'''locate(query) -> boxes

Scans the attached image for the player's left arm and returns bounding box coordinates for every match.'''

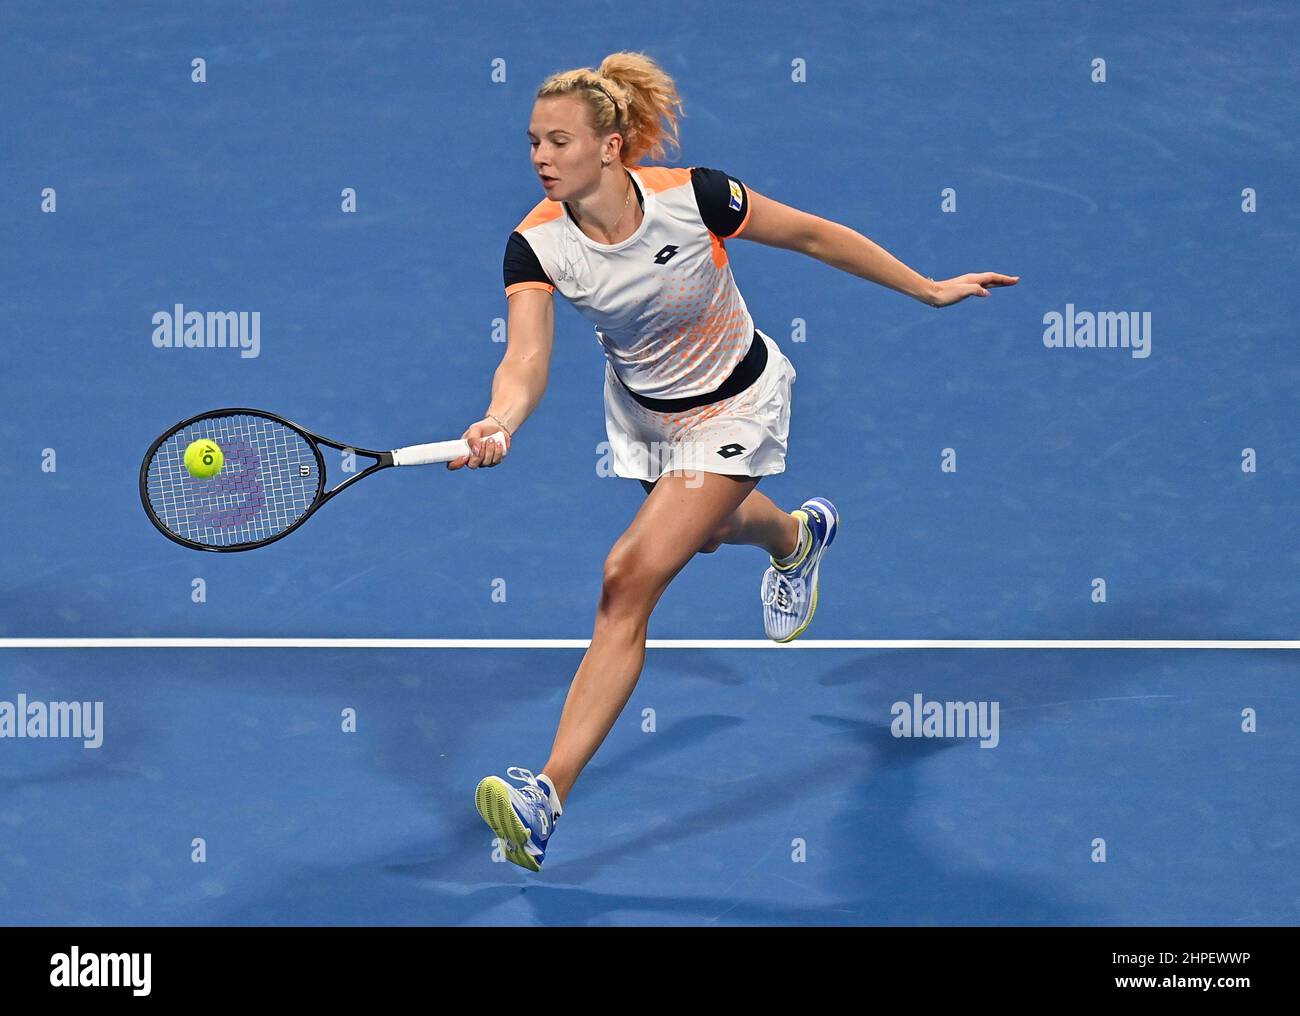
[740,189,1018,308]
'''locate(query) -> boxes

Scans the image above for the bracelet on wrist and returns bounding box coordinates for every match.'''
[486,412,513,437]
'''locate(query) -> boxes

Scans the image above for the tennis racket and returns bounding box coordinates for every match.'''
[140,407,506,552]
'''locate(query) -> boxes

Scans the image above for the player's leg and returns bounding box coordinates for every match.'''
[539,470,760,803]
[642,478,841,645]
[642,477,799,557]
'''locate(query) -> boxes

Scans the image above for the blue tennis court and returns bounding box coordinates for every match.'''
[1,1,1296,925]
[2,646,1295,925]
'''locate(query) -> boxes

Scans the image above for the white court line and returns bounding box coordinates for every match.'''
[0,639,1296,650]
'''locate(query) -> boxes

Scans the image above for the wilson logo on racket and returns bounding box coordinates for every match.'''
[192,441,264,529]
[140,408,506,552]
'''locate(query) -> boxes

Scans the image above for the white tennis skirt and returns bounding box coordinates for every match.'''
[602,328,796,483]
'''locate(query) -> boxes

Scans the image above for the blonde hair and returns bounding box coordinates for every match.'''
[536,51,685,166]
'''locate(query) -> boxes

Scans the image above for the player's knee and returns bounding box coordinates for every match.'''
[700,513,738,554]
[600,543,653,608]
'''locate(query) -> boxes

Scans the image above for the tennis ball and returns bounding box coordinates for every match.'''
[184,438,224,479]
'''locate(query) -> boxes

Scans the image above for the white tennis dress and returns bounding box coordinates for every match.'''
[503,165,796,482]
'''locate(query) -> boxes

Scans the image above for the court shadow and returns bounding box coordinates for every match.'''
[799,593,1246,924]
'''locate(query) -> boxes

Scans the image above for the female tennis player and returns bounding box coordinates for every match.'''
[451,52,1017,871]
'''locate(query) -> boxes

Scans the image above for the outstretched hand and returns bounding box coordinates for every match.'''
[928,272,1019,307]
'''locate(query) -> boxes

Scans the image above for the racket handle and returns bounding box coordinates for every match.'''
[391,430,508,467]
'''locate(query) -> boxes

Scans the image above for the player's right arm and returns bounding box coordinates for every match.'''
[488,287,554,439]
[448,287,554,471]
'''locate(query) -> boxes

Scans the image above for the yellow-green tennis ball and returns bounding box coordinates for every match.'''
[184,439,224,479]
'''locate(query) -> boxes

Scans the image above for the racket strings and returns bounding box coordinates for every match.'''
[145,414,321,548]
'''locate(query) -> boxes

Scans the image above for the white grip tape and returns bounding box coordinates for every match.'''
[390,430,508,467]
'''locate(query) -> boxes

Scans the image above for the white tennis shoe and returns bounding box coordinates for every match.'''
[761,497,839,643]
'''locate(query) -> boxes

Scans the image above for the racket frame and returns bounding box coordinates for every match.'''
[139,407,395,553]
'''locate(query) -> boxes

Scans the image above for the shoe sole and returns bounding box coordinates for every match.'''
[773,500,839,644]
[475,776,542,872]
